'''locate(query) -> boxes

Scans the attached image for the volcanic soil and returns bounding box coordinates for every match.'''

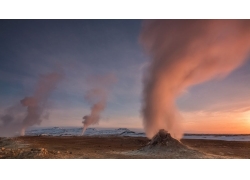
[1,136,250,159]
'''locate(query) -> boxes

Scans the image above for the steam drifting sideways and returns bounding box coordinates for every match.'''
[140,20,250,139]
[0,71,63,136]
[82,74,116,135]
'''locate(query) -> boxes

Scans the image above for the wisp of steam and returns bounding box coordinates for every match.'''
[82,74,116,135]
[140,20,250,139]
[0,71,63,136]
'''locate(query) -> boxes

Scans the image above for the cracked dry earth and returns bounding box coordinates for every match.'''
[0,136,250,159]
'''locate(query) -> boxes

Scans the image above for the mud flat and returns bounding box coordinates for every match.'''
[0,136,250,159]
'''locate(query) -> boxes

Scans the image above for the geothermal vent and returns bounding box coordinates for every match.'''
[130,129,205,158]
[147,129,185,149]
[129,129,215,158]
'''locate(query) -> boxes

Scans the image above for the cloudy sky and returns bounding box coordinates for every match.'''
[1,20,250,133]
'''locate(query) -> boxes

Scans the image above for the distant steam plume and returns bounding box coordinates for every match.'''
[82,74,116,135]
[140,20,250,139]
[20,72,63,135]
[0,104,24,136]
[0,71,63,136]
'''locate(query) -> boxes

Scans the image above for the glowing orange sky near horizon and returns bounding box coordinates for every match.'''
[179,110,250,134]
[41,108,250,134]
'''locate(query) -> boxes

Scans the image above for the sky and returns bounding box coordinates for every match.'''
[0,20,250,134]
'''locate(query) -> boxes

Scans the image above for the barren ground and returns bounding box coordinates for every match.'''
[0,136,250,159]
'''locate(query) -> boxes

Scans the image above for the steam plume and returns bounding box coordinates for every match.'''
[0,104,24,136]
[0,71,63,136]
[140,20,250,139]
[82,74,116,135]
[20,72,63,135]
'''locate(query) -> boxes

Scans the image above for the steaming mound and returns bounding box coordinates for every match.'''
[147,129,185,148]
[126,129,220,158]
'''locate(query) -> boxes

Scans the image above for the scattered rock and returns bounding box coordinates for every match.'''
[1,147,5,151]
[31,148,46,151]
[28,148,48,156]
[57,151,60,154]
[51,150,57,154]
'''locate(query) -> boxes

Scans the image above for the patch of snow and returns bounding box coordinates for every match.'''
[23,127,250,141]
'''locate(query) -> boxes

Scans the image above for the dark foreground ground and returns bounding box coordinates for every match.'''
[0,136,250,159]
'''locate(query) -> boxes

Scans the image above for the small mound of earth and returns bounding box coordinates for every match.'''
[147,129,185,148]
[126,129,223,159]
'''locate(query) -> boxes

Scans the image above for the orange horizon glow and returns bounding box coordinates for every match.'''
[41,109,250,134]
[180,110,250,134]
